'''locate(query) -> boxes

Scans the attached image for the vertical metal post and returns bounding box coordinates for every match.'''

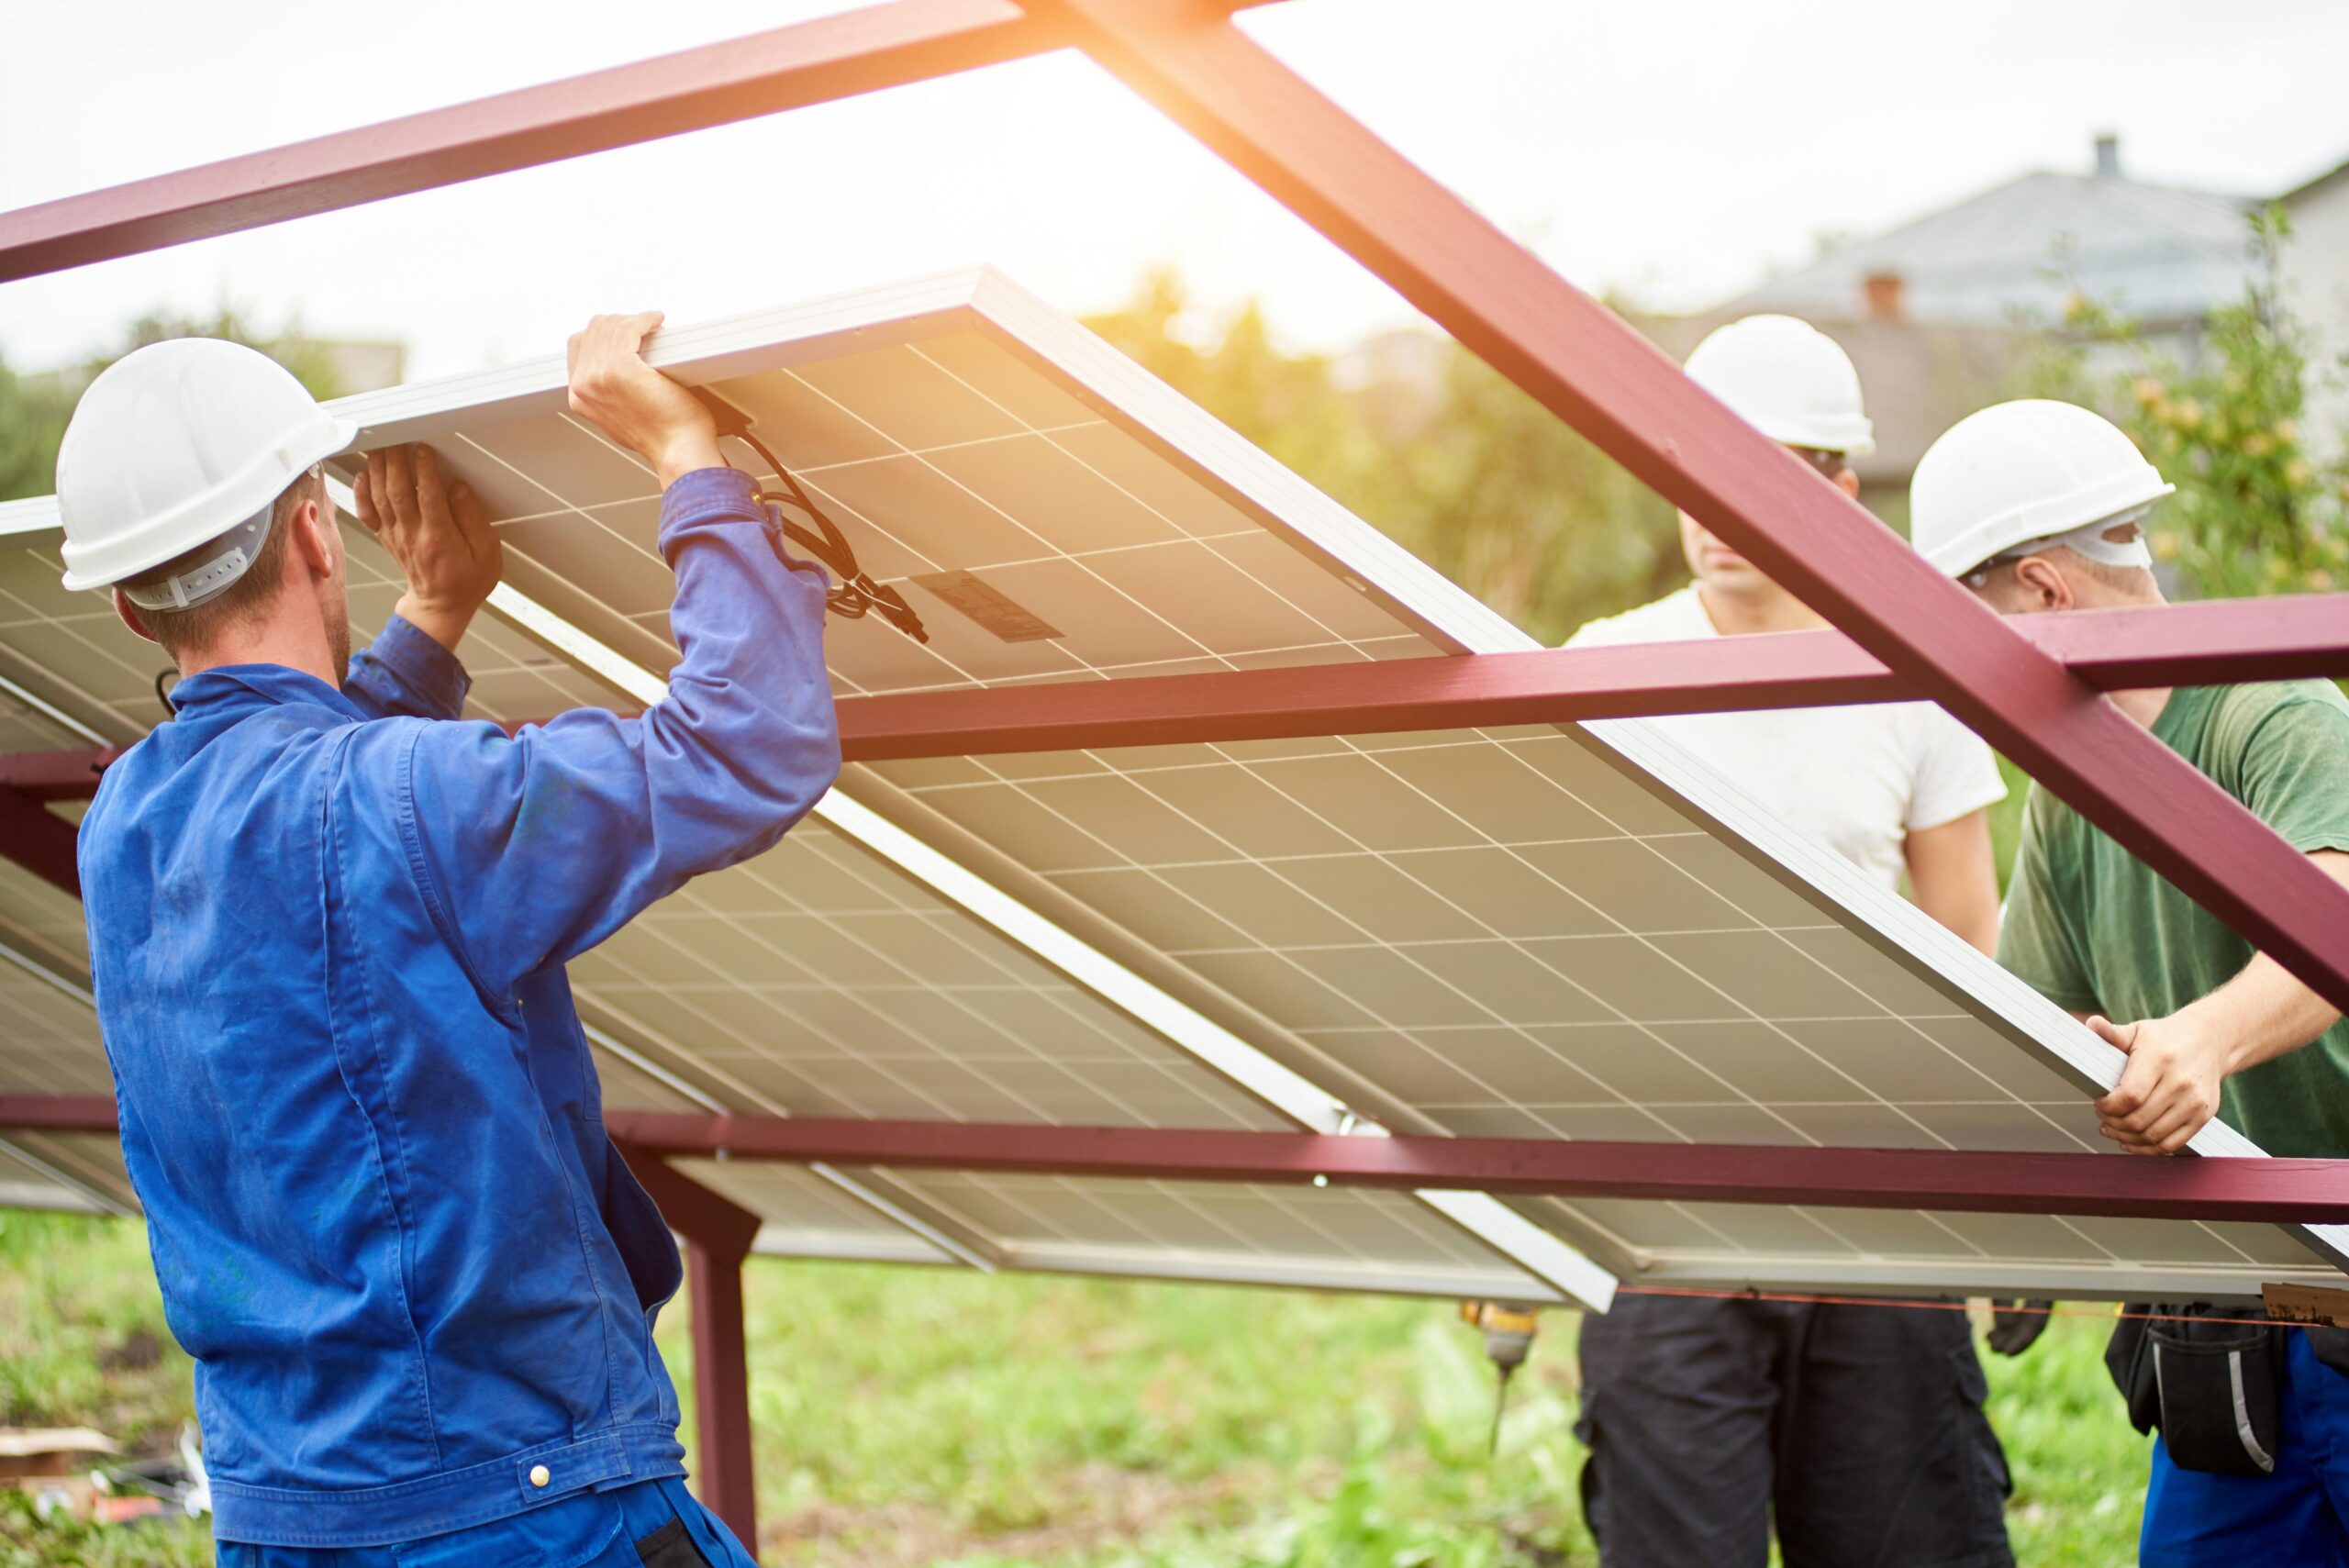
[619,1148,764,1553]
[684,1236,759,1551]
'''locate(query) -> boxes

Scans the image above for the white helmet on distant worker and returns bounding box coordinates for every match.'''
[1909,399,2172,579]
[55,338,353,608]
[1683,314,1875,459]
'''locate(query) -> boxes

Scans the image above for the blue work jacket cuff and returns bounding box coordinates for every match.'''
[657,466,763,539]
[357,613,473,720]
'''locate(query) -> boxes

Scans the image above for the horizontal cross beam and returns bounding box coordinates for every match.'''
[1,746,123,802]
[10,1090,2343,1227]
[834,595,2349,760]
[7,596,2343,807]
[600,1109,2349,1226]
[0,1095,114,1133]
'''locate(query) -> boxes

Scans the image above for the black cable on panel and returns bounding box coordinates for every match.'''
[690,386,929,644]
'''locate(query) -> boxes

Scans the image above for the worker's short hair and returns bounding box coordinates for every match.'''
[122,468,321,661]
[1965,543,2152,595]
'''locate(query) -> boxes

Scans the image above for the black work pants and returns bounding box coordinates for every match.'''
[1576,1293,2014,1568]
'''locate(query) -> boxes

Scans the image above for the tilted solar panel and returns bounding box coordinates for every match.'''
[0,507,1579,1302]
[1,267,2336,1302]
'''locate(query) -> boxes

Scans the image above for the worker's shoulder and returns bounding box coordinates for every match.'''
[2201,678,2349,758]
[80,706,360,860]
[1562,586,1709,649]
[89,705,439,817]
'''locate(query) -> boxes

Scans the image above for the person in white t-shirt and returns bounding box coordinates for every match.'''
[1570,316,2016,1568]
[1569,550,2003,939]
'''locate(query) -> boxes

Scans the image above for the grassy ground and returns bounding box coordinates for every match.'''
[0,1208,2150,1566]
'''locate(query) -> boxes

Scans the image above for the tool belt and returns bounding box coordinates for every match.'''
[2107,1305,2285,1476]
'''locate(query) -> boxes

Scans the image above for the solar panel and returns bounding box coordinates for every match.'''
[0,524,1578,1300]
[1,267,2338,1302]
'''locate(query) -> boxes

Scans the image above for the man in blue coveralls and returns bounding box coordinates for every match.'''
[53,314,840,1566]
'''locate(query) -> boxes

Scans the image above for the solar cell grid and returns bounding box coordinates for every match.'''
[0,1131,135,1214]
[438,329,1438,706]
[883,728,2096,1158]
[567,816,1289,1133]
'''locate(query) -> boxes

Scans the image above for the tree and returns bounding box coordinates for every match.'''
[1085,272,1677,642]
[0,308,344,504]
[2027,209,2348,599]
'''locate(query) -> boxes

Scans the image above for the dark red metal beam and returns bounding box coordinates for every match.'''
[10,1091,2348,1225]
[830,595,2349,760]
[11,598,2344,797]
[603,1111,2349,1227]
[0,745,121,803]
[0,789,82,897]
[614,1149,762,1551]
[620,1143,764,1261]
[2036,594,2349,689]
[0,0,1289,283]
[679,1242,755,1549]
[845,631,1891,758]
[0,0,1061,281]
[0,1095,115,1133]
[1036,0,2349,1019]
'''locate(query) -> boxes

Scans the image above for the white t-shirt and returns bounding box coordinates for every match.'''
[1566,586,2006,892]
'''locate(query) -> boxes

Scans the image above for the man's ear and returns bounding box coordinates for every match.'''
[2009,554,2074,612]
[1834,467,1861,499]
[112,588,160,646]
[292,495,339,580]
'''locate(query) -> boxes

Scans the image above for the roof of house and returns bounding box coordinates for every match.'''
[2282,155,2349,207]
[1723,168,2257,328]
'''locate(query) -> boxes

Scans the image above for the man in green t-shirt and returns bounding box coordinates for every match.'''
[1911,399,2349,1565]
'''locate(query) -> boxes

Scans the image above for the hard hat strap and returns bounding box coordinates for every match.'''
[117,462,322,614]
[118,502,274,613]
[2054,510,2155,571]
[1976,506,2155,579]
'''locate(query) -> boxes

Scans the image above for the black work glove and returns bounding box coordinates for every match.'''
[1987,1300,2054,1356]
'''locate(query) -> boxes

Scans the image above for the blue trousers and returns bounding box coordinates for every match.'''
[2144,1329,2349,1566]
[217,1477,757,1568]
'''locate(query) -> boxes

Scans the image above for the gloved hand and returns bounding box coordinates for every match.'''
[1987,1300,2054,1356]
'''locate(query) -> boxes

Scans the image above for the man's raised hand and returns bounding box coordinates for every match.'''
[565,312,722,490]
[353,443,503,655]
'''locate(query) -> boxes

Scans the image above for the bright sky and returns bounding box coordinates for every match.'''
[4,0,2345,380]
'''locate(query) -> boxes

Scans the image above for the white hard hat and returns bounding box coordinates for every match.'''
[1909,399,2173,578]
[56,338,353,601]
[1683,314,1875,459]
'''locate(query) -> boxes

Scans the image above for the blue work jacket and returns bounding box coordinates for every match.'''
[80,468,839,1548]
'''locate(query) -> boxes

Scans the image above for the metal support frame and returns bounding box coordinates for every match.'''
[614,1148,763,1551]
[7,1096,2348,1229]
[11,0,2349,1530]
[1023,0,2349,1018]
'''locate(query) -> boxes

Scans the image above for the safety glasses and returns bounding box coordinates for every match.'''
[1788,445,1850,480]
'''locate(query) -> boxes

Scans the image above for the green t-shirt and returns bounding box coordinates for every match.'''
[1998,680,2349,1158]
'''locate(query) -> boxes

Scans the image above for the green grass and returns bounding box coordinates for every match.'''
[0,1211,2152,1566]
